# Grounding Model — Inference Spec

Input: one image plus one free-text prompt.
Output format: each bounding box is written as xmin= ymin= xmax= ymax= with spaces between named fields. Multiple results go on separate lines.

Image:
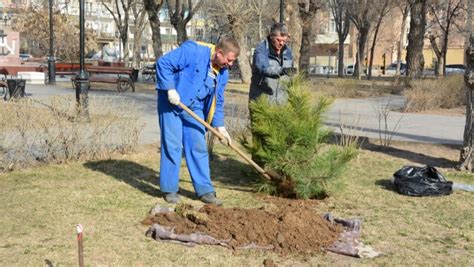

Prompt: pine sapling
xmin=243 ymin=75 xmax=357 ymax=199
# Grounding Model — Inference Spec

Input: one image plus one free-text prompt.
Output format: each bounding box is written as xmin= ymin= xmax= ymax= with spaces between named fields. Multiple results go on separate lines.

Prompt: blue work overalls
xmin=155 ymin=40 xmax=228 ymax=197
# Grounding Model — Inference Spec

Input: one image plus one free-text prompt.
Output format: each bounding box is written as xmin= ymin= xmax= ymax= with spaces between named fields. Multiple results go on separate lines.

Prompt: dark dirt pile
xmin=142 ymin=198 xmax=341 ymax=255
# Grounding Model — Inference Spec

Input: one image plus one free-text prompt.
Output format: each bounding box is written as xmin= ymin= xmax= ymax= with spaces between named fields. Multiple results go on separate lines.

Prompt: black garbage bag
xmin=393 ymin=166 xmax=453 ymax=196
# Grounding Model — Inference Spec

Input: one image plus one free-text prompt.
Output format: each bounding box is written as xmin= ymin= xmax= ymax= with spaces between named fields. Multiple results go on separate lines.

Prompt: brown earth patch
xmin=142 ymin=197 xmax=341 ymax=255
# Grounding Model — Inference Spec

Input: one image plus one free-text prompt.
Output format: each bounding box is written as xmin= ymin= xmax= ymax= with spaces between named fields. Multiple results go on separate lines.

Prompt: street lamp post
xmin=48 ymin=0 xmax=56 ymax=85
xmin=75 ymin=0 xmax=89 ymax=117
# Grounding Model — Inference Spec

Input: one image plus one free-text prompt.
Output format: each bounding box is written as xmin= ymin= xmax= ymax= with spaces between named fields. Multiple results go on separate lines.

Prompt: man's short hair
xmin=216 ymin=36 xmax=241 ymax=57
xmin=270 ymin=23 xmax=289 ymax=37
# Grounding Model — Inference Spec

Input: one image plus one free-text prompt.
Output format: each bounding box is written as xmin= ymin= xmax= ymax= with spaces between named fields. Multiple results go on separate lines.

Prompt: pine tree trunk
xmin=406 ymin=0 xmax=427 ymax=79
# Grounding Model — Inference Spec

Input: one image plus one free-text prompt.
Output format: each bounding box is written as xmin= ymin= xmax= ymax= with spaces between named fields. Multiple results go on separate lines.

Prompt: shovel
xmin=178 ymin=102 xmax=280 ymax=182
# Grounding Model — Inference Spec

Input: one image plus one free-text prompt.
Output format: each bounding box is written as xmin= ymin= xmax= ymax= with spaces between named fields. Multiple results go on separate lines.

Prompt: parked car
xmin=19 ymin=54 xmax=32 ymax=62
xmin=345 ymin=64 xmax=354 ymax=75
xmin=385 ymin=62 xmax=407 ymax=76
xmin=445 ymin=64 xmax=465 ymax=75
xmin=344 ymin=64 xmax=366 ymax=75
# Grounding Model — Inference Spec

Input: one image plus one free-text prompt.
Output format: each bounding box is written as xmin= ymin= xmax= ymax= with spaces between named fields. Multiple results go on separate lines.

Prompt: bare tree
xmin=144 ymin=0 xmax=165 ymax=59
xmin=428 ymin=0 xmax=464 ymax=76
xmin=396 ymin=1 xmax=410 ymax=76
xmin=349 ymin=0 xmax=375 ymax=77
xmin=406 ymin=0 xmax=428 ymax=79
xmin=102 ymin=0 xmax=133 ymax=66
xmin=247 ymin=0 xmax=280 ymax=50
xmin=330 ymin=0 xmax=351 ymax=77
xmin=251 ymin=0 xmax=268 ymax=40
xmin=12 ymin=6 xmax=97 ymax=61
xmin=166 ymin=0 xmax=204 ymax=44
xmin=206 ymin=1 xmax=255 ymax=84
xmin=131 ymin=3 xmax=149 ymax=68
xmin=367 ymin=0 xmax=392 ymax=79
xmin=298 ymin=0 xmax=324 ymax=75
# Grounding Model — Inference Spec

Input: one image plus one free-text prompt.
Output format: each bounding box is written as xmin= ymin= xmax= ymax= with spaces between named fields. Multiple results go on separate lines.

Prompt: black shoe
xmin=200 ymin=192 xmax=223 ymax=206
xmin=164 ymin=192 xmax=181 ymax=204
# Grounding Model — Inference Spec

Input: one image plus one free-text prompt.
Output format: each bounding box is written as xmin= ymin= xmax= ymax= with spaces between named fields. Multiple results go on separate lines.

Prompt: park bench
xmin=55 ymin=63 xmax=81 ymax=76
xmin=43 ymin=63 xmax=81 ymax=84
xmin=71 ymin=66 xmax=136 ymax=93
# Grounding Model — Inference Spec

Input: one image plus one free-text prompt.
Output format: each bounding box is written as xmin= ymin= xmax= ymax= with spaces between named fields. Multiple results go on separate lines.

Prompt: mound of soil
xmin=142 ymin=198 xmax=341 ymax=255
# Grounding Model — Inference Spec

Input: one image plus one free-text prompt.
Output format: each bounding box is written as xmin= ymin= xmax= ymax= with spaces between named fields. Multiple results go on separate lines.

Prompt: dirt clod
xmin=143 ymin=198 xmax=341 ymax=255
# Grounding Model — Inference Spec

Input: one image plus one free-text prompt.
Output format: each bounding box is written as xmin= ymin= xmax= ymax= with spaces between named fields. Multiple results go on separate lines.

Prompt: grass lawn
xmin=0 ymin=142 xmax=473 ymax=266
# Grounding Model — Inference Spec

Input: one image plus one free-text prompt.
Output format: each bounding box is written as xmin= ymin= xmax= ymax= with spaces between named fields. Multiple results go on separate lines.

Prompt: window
xmin=329 ymin=17 xmax=336 ymax=33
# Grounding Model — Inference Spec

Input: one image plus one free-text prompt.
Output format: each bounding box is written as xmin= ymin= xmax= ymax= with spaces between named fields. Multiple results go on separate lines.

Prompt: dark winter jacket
xmin=249 ymin=37 xmax=293 ymax=104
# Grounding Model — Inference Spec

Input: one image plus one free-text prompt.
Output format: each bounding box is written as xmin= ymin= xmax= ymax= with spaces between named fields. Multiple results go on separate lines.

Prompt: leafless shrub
xmin=0 ymin=96 xmax=143 ymax=171
xmin=374 ymin=98 xmax=404 ymax=147
xmin=224 ymin=104 xmax=250 ymax=140
xmin=404 ymin=75 xmax=465 ymax=112
xmin=207 ymin=104 xmax=250 ymax=159
xmin=336 ymin=111 xmax=364 ymax=149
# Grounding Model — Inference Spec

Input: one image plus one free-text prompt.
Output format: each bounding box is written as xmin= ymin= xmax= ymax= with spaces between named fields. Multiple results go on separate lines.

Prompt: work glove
xmin=280 ymin=67 xmax=297 ymax=77
xmin=216 ymin=127 xmax=232 ymax=145
xmin=167 ymin=89 xmax=180 ymax=105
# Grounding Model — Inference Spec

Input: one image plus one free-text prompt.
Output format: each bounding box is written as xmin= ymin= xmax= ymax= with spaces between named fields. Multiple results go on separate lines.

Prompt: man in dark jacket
xmin=249 ymin=23 xmax=296 ymax=104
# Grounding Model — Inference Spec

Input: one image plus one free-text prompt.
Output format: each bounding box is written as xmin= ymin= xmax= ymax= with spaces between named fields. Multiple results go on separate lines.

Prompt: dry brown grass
xmin=310 ymin=78 xmax=395 ymax=99
xmin=404 ymin=75 xmax=465 ymax=112
xmin=0 ymin=142 xmax=472 ymax=266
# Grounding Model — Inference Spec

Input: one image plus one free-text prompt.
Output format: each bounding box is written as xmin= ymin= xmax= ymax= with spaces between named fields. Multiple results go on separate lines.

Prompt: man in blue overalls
xmin=155 ymin=37 xmax=240 ymax=206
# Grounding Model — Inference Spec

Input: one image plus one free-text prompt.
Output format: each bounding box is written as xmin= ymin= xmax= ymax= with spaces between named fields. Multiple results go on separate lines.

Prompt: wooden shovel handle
xmin=178 ymin=102 xmax=272 ymax=181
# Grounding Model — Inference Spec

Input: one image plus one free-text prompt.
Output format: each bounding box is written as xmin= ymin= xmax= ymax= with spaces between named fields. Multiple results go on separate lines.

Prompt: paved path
xmin=20 ymin=82 xmax=465 ymax=145
xmin=327 ymin=97 xmax=465 ymax=144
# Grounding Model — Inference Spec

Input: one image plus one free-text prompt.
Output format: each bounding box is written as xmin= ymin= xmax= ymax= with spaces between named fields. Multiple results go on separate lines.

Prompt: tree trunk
xmin=149 ymin=18 xmax=163 ymax=59
xmin=144 ymin=0 xmax=164 ymax=60
xmin=459 ymin=35 xmax=474 ymax=171
xmin=175 ymin=22 xmax=188 ymax=44
xmin=232 ymin=28 xmax=252 ymax=84
xmin=132 ymin=8 xmax=148 ymax=69
xmin=133 ymin=37 xmax=141 ymax=68
xmin=337 ymin=40 xmax=345 ymax=77
xmin=286 ymin=1 xmax=302 ymax=68
xmin=122 ymin=38 xmax=129 ymax=66
xmin=406 ymin=0 xmax=427 ymax=79
xmin=459 ymin=0 xmax=473 ymax=171
xmin=429 ymin=35 xmax=443 ymax=77
xmin=354 ymin=25 xmax=369 ymax=77
xmin=397 ymin=5 xmax=409 ymax=76
xmin=441 ymin=28 xmax=449 ymax=76
xmin=297 ymin=0 xmax=320 ymax=76
xmin=299 ymin=23 xmax=312 ymax=75
xmin=368 ymin=18 xmax=383 ymax=79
